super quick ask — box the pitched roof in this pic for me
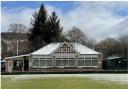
[31,43,60,55]
[73,43,101,54]
[31,42,101,55]
[4,54,30,59]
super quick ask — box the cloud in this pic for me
[1,5,61,32]
[59,2,128,41]
[1,2,128,42]
[1,7,36,32]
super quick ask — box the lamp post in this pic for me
[16,40,19,56]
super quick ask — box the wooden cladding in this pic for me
[54,43,76,54]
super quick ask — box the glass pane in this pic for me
[47,60,52,66]
[69,58,74,60]
[78,60,84,66]
[69,60,75,66]
[65,60,69,66]
[45,58,52,60]
[85,57,91,60]
[85,60,91,66]
[92,60,98,66]
[56,60,61,66]
[33,60,39,66]
[56,58,61,60]
[61,60,66,66]
[40,58,45,59]
[92,57,98,60]
[40,60,46,66]
[79,58,84,60]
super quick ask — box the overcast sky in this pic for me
[1,1,128,41]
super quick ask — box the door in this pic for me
[24,59,28,71]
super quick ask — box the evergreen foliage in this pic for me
[28,3,64,51]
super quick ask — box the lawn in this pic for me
[1,75,128,89]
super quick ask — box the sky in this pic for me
[1,1,128,41]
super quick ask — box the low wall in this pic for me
[1,70,128,75]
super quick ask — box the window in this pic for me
[40,60,46,66]
[92,57,98,60]
[56,60,61,66]
[33,58,53,67]
[78,60,84,66]
[78,56,98,67]
[40,58,52,67]
[84,60,91,66]
[69,60,75,66]
[79,58,84,60]
[56,57,75,67]
[92,60,98,66]
[33,60,39,66]
[40,58,45,60]
[65,60,69,66]
[62,60,66,66]
[85,57,91,60]
[56,58,61,60]
[47,60,52,66]
[63,48,66,52]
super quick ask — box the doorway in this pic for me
[24,59,28,71]
[23,56,29,71]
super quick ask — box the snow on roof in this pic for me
[4,54,30,60]
[31,42,101,55]
[73,43,101,54]
[107,56,121,60]
[31,43,60,55]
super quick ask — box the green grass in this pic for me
[1,77,128,89]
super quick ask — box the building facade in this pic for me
[102,56,128,70]
[5,42,102,72]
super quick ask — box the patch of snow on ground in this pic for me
[2,74,128,85]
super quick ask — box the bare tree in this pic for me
[95,38,118,58]
[95,34,128,59]
[8,23,27,39]
[66,27,87,43]
[65,26,95,48]
[118,34,128,58]
[8,23,28,56]
[8,23,27,33]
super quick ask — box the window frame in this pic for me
[78,56,98,67]
[55,57,75,67]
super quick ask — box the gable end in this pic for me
[51,42,79,55]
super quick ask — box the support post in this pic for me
[75,55,78,68]
[53,56,56,67]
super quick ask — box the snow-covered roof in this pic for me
[31,43,60,55]
[4,54,30,59]
[31,42,101,55]
[107,56,121,60]
[73,43,101,54]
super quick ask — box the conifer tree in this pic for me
[46,11,63,43]
[28,4,65,51]
[28,4,48,51]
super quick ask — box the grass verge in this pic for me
[1,76,128,89]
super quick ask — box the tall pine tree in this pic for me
[28,3,65,51]
[28,4,48,51]
[46,11,63,43]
